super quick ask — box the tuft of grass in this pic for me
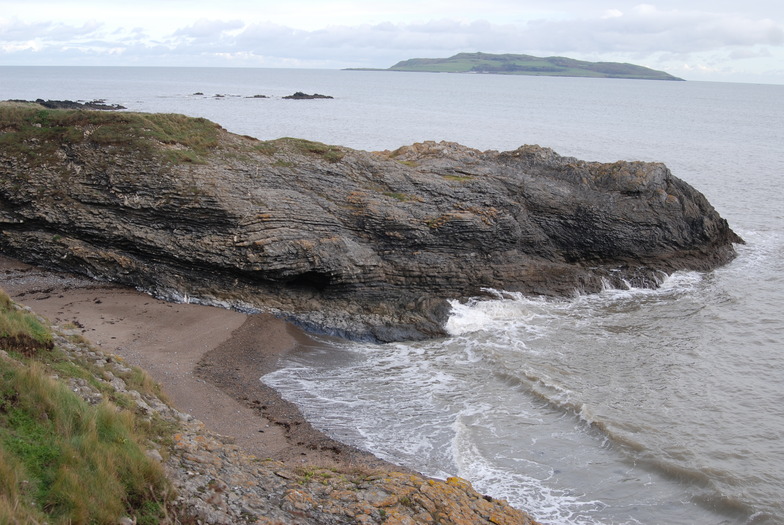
[280,137,345,163]
[383,192,422,203]
[442,174,474,182]
[118,367,170,405]
[0,289,172,523]
[253,141,278,156]
[295,466,338,486]
[0,361,170,524]
[0,290,53,357]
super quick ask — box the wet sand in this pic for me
[0,255,396,470]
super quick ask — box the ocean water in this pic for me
[2,66,783,524]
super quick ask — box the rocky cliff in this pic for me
[0,103,742,341]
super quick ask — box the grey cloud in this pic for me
[1,18,50,41]
[230,22,308,56]
[46,21,103,40]
[496,9,784,54]
[172,19,244,39]
[0,17,102,42]
[226,20,517,57]
[729,48,773,60]
[216,10,784,60]
[2,4,782,77]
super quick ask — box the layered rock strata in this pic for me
[0,106,742,340]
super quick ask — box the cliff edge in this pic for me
[0,103,742,341]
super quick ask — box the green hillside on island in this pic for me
[373,52,684,81]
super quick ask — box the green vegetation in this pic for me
[0,101,221,166]
[0,289,172,524]
[0,292,53,357]
[384,192,409,201]
[252,140,278,156]
[296,466,337,486]
[384,191,422,202]
[441,174,475,182]
[382,52,684,81]
[279,137,345,163]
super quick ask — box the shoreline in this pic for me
[0,255,401,471]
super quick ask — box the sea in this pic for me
[1,66,782,525]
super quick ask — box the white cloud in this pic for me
[173,19,244,39]
[729,47,773,60]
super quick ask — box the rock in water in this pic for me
[0,105,742,341]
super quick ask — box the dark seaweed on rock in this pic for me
[0,104,742,341]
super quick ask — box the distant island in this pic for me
[349,52,684,81]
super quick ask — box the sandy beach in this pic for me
[0,254,396,470]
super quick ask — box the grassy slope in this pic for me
[0,290,173,524]
[387,52,684,80]
[0,102,347,169]
[0,101,223,167]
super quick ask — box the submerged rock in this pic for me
[0,105,742,341]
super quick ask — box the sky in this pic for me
[1,1,783,84]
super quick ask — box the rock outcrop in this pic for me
[0,104,742,341]
[283,92,334,99]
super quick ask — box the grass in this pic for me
[0,289,173,524]
[441,174,474,182]
[0,363,170,524]
[383,192,423,203]
[0,102,221,167]
[253,141,278,156]
[279,137,345,163]
[118,367,170,405]
[0,292,53,357]
[295,466,336,485]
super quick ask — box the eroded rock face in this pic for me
[0,109,742,341]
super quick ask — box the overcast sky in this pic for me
[1,1,783,84]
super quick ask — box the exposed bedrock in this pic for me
[0,108,743,341]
